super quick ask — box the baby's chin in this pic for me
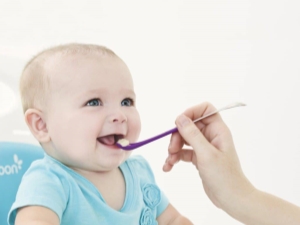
[94,151,132,171]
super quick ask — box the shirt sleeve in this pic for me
[8,160,69,225]
[128,155,169,217]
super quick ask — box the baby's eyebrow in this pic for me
[122,89,136,97]
[76,89,136,99]
[73,89,102,100]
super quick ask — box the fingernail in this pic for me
[178,114,189,127]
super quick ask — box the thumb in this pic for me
[176,114,211,156]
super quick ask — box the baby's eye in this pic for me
[121,98,134,107]
[86,99,101,106]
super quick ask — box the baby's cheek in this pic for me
[130,118,141,141]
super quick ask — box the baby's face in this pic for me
[43,54,141,172]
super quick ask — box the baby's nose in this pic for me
[108,111,127,123]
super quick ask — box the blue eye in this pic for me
[121,98,134,106]
[86,99,101,106]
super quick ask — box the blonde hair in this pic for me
[20,43,117,113]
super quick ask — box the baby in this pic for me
[8,44,192,224]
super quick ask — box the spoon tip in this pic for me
[229,102,247,108]
[117,138,130,147]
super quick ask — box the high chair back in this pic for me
[0,142,43,225]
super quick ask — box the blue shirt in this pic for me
[8,154,169,225]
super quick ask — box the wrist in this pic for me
[225,188,300,225]
[219,177,257,220]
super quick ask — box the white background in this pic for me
[1,0,300,224]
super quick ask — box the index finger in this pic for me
[168,131,184,154]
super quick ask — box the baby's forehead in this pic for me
[44,53,114,82]
[44,53,130,91]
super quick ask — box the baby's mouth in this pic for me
[97,134,124,146]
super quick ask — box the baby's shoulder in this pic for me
[22,155,73,188]
[27,155,65,173]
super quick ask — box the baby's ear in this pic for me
[25,109,50,143]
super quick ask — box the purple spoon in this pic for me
[116,102,246,151]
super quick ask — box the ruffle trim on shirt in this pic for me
[140,183,161,225]
[140,207,157,225]
[142,183,161,209]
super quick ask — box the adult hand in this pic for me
[163,102,300,225]
[163,102,254,213]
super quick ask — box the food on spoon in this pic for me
[117,138,130,147]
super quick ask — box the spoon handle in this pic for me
[119,102,246,150]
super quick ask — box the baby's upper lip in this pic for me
[98,132,125,139]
